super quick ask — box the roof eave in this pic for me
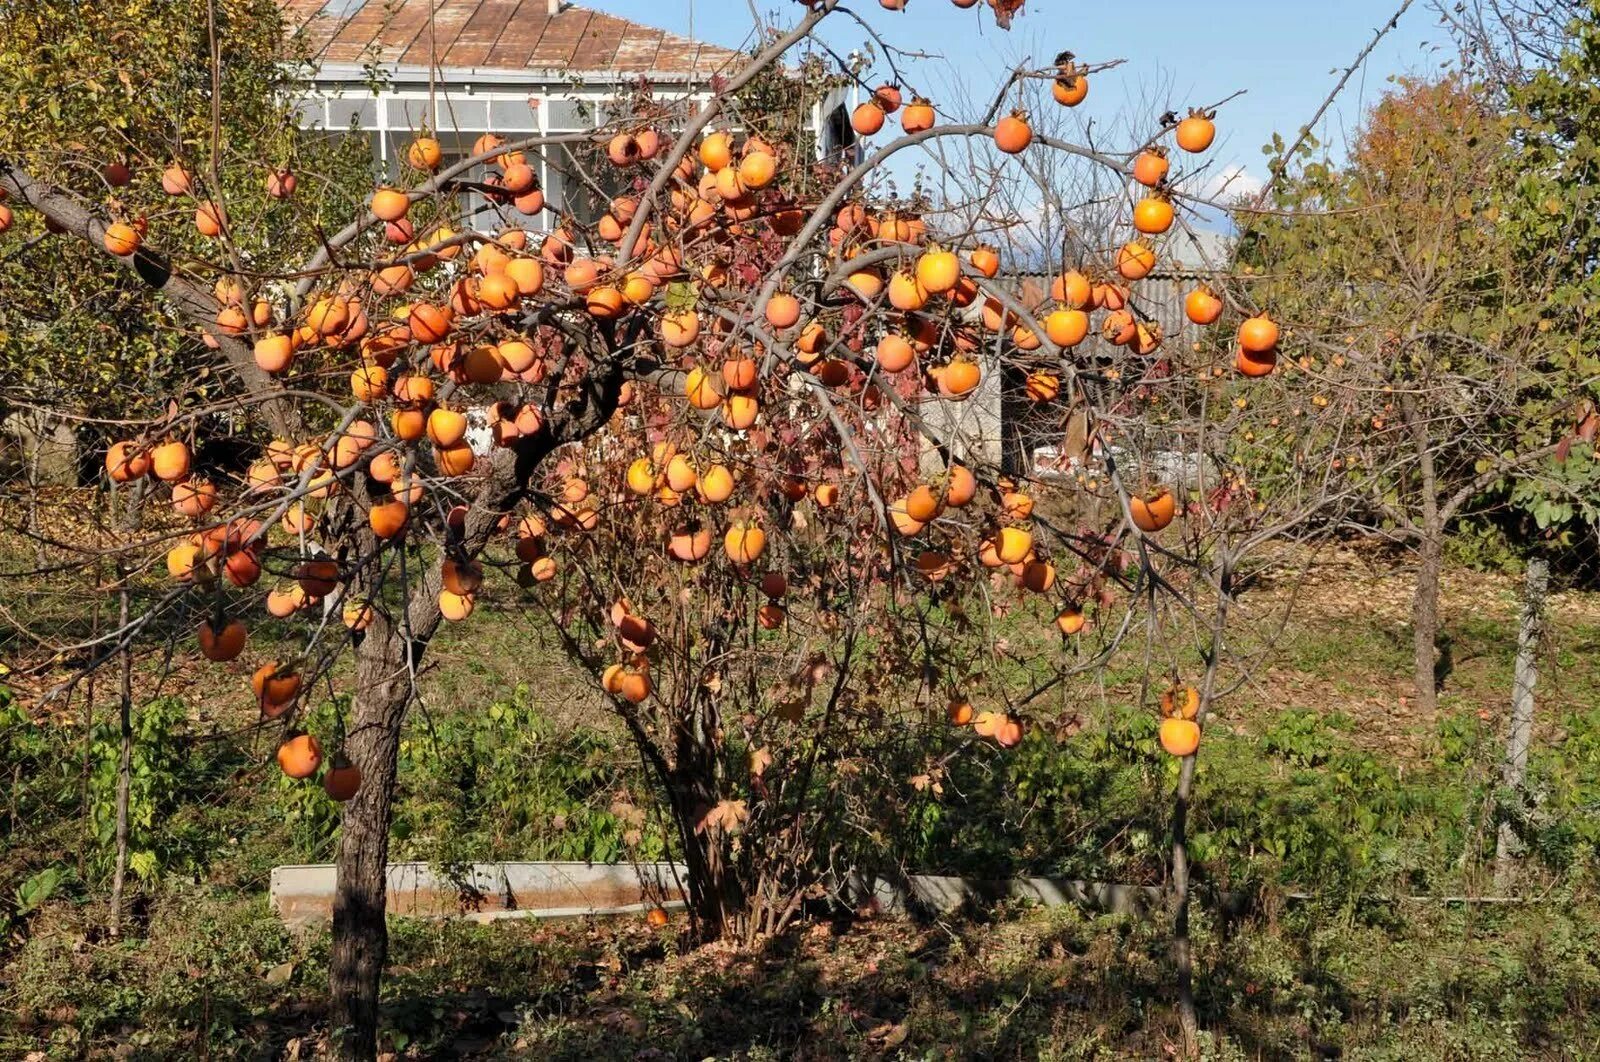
[301,60,738,88]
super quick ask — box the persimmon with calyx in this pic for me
[253,662,302,714]
[901,96,936,133]
[994,111,1033,154]
[1115,240,1156,281]
[725,522,766,565]
[1133,194,1174,235]
[1052,65,1089,106]
[851,102,886,136]
[1132,147,1169,187]
[407,136,442,171]
[1161,685,1201,721]
[916,248,961,295]
[1175,108,1217,153]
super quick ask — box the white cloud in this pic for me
[1195,164,1266,204]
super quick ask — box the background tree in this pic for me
[0,0,368,484]
[1232,75,1590,715]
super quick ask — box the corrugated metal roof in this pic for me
[284,0,744,79]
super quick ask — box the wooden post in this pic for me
[1495,558,1547,891]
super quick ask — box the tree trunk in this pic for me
[327,627,414,1062]
[666,772,730,939]
[1495,557,1547,890]
[108,575,132,936]
[1411,528,1444,716]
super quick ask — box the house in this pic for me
[281,0,856,226]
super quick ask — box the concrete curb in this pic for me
[267,862,1202,925]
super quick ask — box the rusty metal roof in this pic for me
[283,0,746,79]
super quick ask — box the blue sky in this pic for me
[589,0,1454,193]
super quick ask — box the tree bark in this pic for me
[1495,557,1547,889]
[1411,527,1444,716]
[327,624,415,1062]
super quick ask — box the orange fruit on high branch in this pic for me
[1129,488,1177,533]
[699,131,733,172]
[994,111,1033,154]
[724,522,766,565]
[1132,147,1170,188]
[1133,195,1174,235]
[277,734,323,780]
[969,245,1000,278]
[947,699,975,726]
[103,222,141,257]
[149,440,191,482]
[938,357,981,398]
[901,97,936,134]
[1052,65,1089,106]
[1159,717,1201,757]
[105,441,150,482]
[1044,307,1089,347]
[172,477,217,518]
[1174,109,1217,153]
[253,663,302,713]
[876,333,915,373]
[851,101,886,136]
[1051,269,1092,309]
[764,292,802,329]
[916,248,961,295]
[1161,685,1201,721]
[1055,608,1086,636]
[944,464,978,507]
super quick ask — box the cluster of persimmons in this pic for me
[0,33,1291,798]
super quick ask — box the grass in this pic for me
[5,527,1600,1058]
[8,887,1600,1059]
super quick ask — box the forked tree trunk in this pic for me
[1411,528,1444,716]
[327,623,416,1062]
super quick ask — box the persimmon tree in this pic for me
[1232,74,1595,715]
[0,0,1340,1056]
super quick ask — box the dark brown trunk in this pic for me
[666,773,728,939]
[1412,529,1444,716]
[327,626,413,1061]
